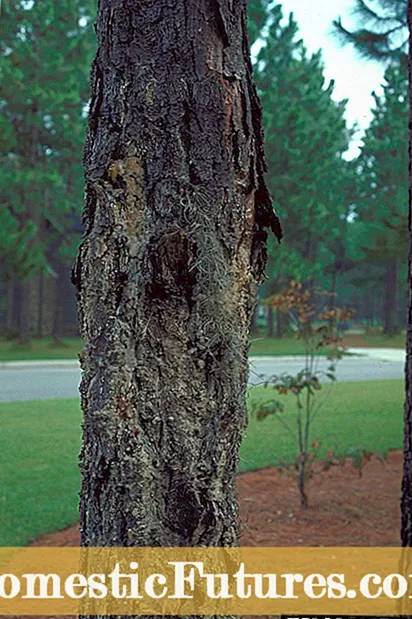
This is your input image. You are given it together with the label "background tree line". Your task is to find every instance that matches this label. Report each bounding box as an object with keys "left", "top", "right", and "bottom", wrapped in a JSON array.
[{"left": 0, "top": 0, "right": 408, "bottom": 343}]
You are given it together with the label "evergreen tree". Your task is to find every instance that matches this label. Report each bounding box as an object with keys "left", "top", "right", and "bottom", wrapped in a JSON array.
[
  {"left": 333, "top": 0, "right": 408, "bottom": 65},
  {"left": 252, "top": 4, "right": 352, "bottom": 304},
  {"left": 0, "top": 0, "right": 95, "bottom": 342},
  {"left": 248, "top": 0, "right": 272, "bottom": 46},
  {"left": 354, "top": 63, "right": 408, "bottom": 334},
  {"left": 73, "top": 0, "right": 280, "bottom": 560}
]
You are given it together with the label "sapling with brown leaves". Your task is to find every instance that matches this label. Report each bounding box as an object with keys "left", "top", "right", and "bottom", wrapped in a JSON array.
[{"left": 251, "top": 280, "right": 355, "bottom": 508}]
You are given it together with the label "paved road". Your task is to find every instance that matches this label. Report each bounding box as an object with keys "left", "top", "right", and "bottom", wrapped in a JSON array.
[
  {"left": 0, "top": 367, "right": 82, "bottom": 402},
  {"left": 248, "top": 356, "right": 405, "bottom": 386},
  {"left": 0, "top": 356, "right": 405, "bottom": 402}
]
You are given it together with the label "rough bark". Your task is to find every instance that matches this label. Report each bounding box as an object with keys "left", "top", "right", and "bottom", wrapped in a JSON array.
[
  {"left": 402, "top": 0, "right": 412, "bottom": 553},
  {"left": 249, "top": 304, "right": 258, "bottom": 334},
  {"left": 383, "top": 260, "right": 398, "bottom": 336},
  {"left": 72, "top": 0, "right": 281, "bottom": 570}
]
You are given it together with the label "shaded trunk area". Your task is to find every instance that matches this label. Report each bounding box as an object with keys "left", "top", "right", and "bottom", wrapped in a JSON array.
[
  {"left": 249, "top": 305, "right": 258, "bottom": 334},
  {"left": 72, "top": 0, "right": 281, "bottom": 580}
]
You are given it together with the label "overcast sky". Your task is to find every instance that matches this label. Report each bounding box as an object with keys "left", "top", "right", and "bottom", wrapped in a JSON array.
[{"left": 278, "top": 0, "right": 387, "bottom": 158}]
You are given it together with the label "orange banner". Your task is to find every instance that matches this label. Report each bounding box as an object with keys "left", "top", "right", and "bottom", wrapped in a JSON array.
[{"left": 0, "top": 546, "right": 412, "bottom": 615}]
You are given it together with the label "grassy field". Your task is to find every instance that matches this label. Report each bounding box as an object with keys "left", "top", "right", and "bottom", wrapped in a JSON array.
[
  {"left": 0, "top": 337, "right": 82, "bottom": 361},
  {"left": 0, "top": 380, "right": 403, "bottom": 546},
  {"left": 249, "top": 332, "right": 406, "bottom": 356},
  {"left": 0, "top": 399, "right": 82, "bottom": 546},
  {"left": 0, "top": 332, "right": 405, "bottom": 361},
  {"left": 242, "top": 380, "right": 403, "bottom": 471},
  {"left": 349, "top": 332, "right": 406, "bottom": 349},
  {"left": 249, "top": 335, "right": 311, "bottom": 356}
]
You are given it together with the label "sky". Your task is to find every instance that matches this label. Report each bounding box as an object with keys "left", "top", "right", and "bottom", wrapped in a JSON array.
[{"left": 278, "top": 0, "right": 387, "bottom": 159}]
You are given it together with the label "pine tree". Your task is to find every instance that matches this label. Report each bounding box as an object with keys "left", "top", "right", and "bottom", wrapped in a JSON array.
[
  {"left": 72, "top": 0, "right": 281, "bottom": 570},
  {"left": 354, "top": 63, "right": 409, "bottom": 334},
  {"left": 0, "top": 0, "right": 95, "bottom": 342},
  {"left": 247, "top": 0, "right": 272, "bottom": 46},
  {"left": 252, "top": 4, "right": 352, "bottom": 299},
  {"left": 333, "top": 0, "right": 408, "bottom": 65}
]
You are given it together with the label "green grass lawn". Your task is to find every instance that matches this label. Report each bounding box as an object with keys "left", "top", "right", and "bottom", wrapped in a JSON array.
[
  {"left": 248, "top": 335, "right": 357, "bottom": 356},
  {"left": 0, "top": 399, "right": 82, "bottom": 546},
  {"left": 241, "top": 380, "right": 403, "bottom": 472},
  {"left": 249, "top": 335, "right": 310, "bottom": 356},
  {"left": 353, "top": 332, "right": 406, "bottom": 349},
  {"left": 0, "top": 380, "right": 404, "bottom": 546},
  {"left": 0, "top": 337, "right": 82, "bottom": 361},
  {"left": 0, "top": 332, "right": 405, "bottom": 361},
  {"left": 249, "top": 332, "right": 406, "bottom": 356}
]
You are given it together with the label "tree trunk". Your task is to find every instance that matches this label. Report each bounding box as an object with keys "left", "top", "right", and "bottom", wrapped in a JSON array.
[
  {"left": 37, "top": 272, "right": 44, "bottom": 337},
  {"left": 276, "top": 308, "right": 283, "bottom": 338},
  {"left": 6, "top": 279, "right": 15, "bottom": 337},
  {"left": 18, "top": 280, "right": 31, "bottom": 346},
  {"left": 369, "top": 288, "right": 375, "bottom": 326},
  {"left": 329, "top": 267, "right": 337, "bottom": 310},
  {"left": 383, "top": 261, "right": 398, "bottom": 335},
  {"left": 52, "top": 264, "right": 65, "bottom": 344},
  {"left": 19, "top": 105, "right": 40, "bottom": 347},
  {"left": 401, "top": 0, "right": 412, "bottom": 560},
  {"left": 250, "top": 304, "right": 257, "bottom": 334},
  {"left": 267, "top": 304, "right": 274, "bottom": 337},
  {"left": 72, "top": 0, "right": 281, "bottom": 568}
]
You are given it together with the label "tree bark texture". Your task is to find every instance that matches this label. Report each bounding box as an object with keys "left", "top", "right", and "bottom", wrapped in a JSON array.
[
  {"left": 249, "top": 304, "right": 258, "bottom": 334},
  {"left": 402, "top": 0, "right": 412, "bottom": 552},
  {"left": 72, "top": 0, "right": 282, "bottom": 555}
]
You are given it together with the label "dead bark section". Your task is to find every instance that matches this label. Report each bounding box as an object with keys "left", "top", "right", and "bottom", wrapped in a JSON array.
[{"left": 72, "top": 0, "right": 281, "bottom": 552}]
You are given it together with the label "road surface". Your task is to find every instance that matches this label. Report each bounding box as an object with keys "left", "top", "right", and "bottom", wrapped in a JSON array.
[
  {"left": 0, "top": 356, "right": 405, "bottom": 402},
  {"left": 248, "top": 356, "right": 404, "bottom": 385}
]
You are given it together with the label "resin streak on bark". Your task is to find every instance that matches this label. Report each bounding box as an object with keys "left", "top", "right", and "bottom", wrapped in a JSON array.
[{"left": 73, "top": 0, "right": 281, "bottom": 556}]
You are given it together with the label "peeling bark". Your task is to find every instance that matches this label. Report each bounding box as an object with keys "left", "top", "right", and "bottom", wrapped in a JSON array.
[{"left": 72, "top": 3, "right": 281, "bottom": 615}]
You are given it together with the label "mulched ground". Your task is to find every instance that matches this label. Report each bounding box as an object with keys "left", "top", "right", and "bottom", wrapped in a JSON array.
[
  {"left": 33, "top": 450, "right": 402, "bottom": 548},
  {"left": 9, "top": 452, "right": 401, "bottom": 619}
]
